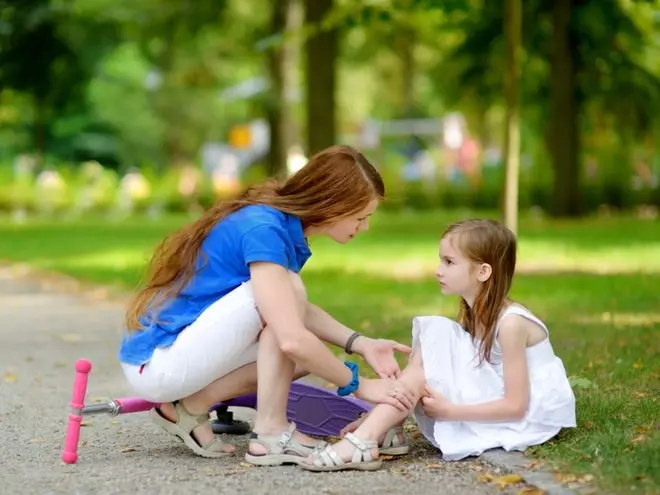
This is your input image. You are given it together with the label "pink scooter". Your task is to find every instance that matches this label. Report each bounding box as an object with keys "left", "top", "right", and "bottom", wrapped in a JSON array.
[{"left": 61, "top": 359, "right": 371, "bottom": 464}]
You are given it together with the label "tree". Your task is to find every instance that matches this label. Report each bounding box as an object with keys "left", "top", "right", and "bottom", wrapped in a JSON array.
[
  {"left": 304, "top": 0, "right": 337, "bottom": 155},
  {"left": 265, "top": 0, "right": 302, "bottom": 177},
  {"left": 440, "top": 0, "right": 660, "bottom": 217},
  {"left": 0, "top": 0, "right": 91, "bottom": 165},
  {"left": 502, "top": 0, "right": 522, "bottom": 233}
]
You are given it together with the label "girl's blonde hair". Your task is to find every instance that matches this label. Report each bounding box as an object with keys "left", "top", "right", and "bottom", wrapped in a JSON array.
[
  {"left": 442, "top": 219, "right": 517, "bottom": 364},
  {"left": 125, "top": 144, "right": 384, "bottom": 332}
]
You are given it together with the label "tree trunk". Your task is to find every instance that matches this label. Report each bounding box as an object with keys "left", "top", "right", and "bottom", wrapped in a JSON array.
[
  {"left": 502, "top": 0, "right": 522, "bottom": 234},
  {"left": 266, "top": 0, "right": 302, "bottom": 178},
  {"left": 398, "top": 28, "right": 416, "bottom": 118},
  {"left": 304, "top": 0, "right": 337, "bottom": 156},
  {"left": 548, "top": 0, "right": 581, "bottom": 216},
  {"left": 266, "top": 0, "right": 289, "bottom": 177}
]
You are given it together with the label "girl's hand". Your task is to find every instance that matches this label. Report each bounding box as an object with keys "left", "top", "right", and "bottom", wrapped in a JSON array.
[{"left": 421, "top": 385, "right": 455, "bottom": 420}]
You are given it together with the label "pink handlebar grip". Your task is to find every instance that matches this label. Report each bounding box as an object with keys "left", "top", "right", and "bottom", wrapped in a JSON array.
[
  {"left": 61, "top": 359, "right": 92, "bottom": 464},
  {"left": 115, "top": 397, "right": 159, "bottom": 414}
]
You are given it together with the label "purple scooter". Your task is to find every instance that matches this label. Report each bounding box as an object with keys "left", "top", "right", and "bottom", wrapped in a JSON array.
[
  {"left": 209, "top": 381, "right": 371, "bottom": 437},
  {"left": 62, "top": 359, "right": 371, "bottom": 464}
]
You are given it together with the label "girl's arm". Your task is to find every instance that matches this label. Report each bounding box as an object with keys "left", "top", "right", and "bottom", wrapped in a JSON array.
[{"left": 423, "top": 315, "right": 530, "bottom": 422}]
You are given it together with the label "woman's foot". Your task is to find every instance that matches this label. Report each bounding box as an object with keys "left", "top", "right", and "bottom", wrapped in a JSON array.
[
  {"left": 158, "top": 401, "right": 235, "bottom": 454},
  {"left": 245, "top": 422, "right": 328, "bottom": 466},
  {"left": 248, "top": 425, "right": 325, "bottom": 456}
]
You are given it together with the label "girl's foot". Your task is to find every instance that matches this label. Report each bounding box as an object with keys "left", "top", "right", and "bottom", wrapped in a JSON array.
[
  {"left": 340, "top": 417, "right": 407, "bottom": 455},
  {"left": 300, "top": 433, "right": 382, "bottom": 472}
]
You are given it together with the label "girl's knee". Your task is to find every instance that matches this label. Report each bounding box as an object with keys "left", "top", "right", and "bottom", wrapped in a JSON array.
[{"left": 400, "top": 364, "right": 426, "bottom": 397}]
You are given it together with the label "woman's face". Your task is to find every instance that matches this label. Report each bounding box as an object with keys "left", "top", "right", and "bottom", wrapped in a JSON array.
[{"left": 323, "top": 199, "right": 379, "bottom": 244}]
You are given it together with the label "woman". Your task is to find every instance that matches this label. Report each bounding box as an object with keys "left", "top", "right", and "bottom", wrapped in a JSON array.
[{"left": 118, "top": 145, "right": 415, "bottom": 465}]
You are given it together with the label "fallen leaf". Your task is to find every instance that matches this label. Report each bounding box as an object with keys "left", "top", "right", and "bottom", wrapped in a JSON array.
[
  {"left": 239, "top": 462, "right": 255, "bottom": 468},
  {"left": 555, "top": 473, "right": 578, "bottom": 483},
  {"left": 631, "top": 435, "right": 646, "bottom": 445},
  {"left": 3, "top": 370, "right": 19, "bottom": 383},
  {"left": 518, "top": 488, "right": 547, "bottom": 495},
  {"left": 494, "top": 474, "right": 524, "bottom": 488},
  {"left": 477, "top": 473, "right": 495, "bottom": 483},
  {"left": 120, "top": 447, "right": 136, "bottom": 453},
  {"left": 80, "top": 421, "right": 93, "bottom": 427},
  {"left": 634, "top": 425, "right": 651, "bottom": 434}
]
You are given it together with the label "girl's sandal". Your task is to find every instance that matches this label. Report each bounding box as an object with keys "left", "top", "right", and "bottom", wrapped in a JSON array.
[
  {"left": 150, "top": 401, "right": 234, "bottom": 458},
  {"left": 244, "top": 422, "right": 327, "bottom": 466},
  {"left": 379, "top": 426, "right": 409, "bottom": 456},
  {"left": 300, "top": 433, "right": 382, "bottom": 472}
]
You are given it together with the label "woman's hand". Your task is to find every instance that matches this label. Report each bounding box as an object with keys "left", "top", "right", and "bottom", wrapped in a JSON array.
[
  {"left": 355, "top": 378, "right": 416, "bottom": 412},
  {"left": 356, "top": 337, "right": 412, "bottom": 379},
  {"left": 420, "top": 385, "right": 455, "bottom": 420}
]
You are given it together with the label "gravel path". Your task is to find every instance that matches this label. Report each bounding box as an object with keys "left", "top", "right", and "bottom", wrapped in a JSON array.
[{"left": 0, "top": 267, "right": 524, "bottom": 494}]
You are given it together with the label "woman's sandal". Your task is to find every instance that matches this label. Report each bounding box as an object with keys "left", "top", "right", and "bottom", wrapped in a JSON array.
[
  {"left": 150, "top": 401, "right": 234, "bottom": 458},
  {"left": 244, "top": 422, "right": 327, "bottom": 466},
  {"left": 300, "top": 433, "right": 382, "bottom": 472},
  {"left": 379, "top": 426, "right": 409, "bottom": 456}
]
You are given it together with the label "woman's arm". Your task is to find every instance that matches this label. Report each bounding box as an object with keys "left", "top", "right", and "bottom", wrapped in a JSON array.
[
  {"left": 250, "top": 262, "right": 353, "bottom": 386},
  {"left": 305, "top": 302, "right": 362, "bottom": 351},
  {"left": 422, "top": 315, "right": 530, "bottom": 422}
]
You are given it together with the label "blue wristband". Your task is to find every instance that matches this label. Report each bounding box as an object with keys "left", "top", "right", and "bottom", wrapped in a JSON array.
[{"left": 337, "top": 361, "right": 360, "bottom": 397}]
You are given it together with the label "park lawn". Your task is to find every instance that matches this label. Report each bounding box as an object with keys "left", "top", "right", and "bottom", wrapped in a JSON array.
[{"left": 1, "top": 210, "right": 659, "bottom": 493}]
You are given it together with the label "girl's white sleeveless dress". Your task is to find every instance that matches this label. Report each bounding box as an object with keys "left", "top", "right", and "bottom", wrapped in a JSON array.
[{"left": 412, "top": 305, "right": 576, "bottom": 461}]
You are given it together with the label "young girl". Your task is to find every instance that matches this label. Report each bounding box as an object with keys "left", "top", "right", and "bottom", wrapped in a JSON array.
[{"left": 301, "top": 218, "right": 576, "bottom": 471}]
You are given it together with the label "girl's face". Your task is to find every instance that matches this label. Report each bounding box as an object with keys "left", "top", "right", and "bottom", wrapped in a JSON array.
[
  {"left": 323, "top": 199, "right": 379, "bottom": 244},
  {"left": 436, "top": 235, "right": 487, "bottom": 301}
]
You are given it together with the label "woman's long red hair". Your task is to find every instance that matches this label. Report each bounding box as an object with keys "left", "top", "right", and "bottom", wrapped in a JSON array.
[{"left": 125, "top": 145, "right": 384, "bottom": 332}]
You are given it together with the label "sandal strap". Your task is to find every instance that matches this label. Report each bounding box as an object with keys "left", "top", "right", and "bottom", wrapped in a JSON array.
[
  {"left": 381, "top": 426, "right": 404, "bottom": 449},
  {"left": 345, "top": 433, "right": 377, "bottom": 463},
  {"left": 250, "top": 422, "right": 321, "bottom": 456},
  {"left": 316, "top": 446, "right": 343, "bottom": 467},
  {"left": 310, "top": 434, "right": 377, "bottom": 467},
  {"left": 172, "top": 401, "right": 208, "bottom": 434}
]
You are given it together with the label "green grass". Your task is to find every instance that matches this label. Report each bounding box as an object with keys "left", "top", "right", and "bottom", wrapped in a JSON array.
[{"left": 1, "top": 210, "right": 659, "bottom": 493}]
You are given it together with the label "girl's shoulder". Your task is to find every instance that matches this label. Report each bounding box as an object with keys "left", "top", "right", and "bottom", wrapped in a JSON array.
[{"left": 497, "top": 303, "right": 549, "bottom": 342}]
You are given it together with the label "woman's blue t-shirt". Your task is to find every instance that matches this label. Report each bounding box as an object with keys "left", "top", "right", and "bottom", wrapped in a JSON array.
[{"left": 118, "top": 204, "right": 312, "bottom": 366}]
